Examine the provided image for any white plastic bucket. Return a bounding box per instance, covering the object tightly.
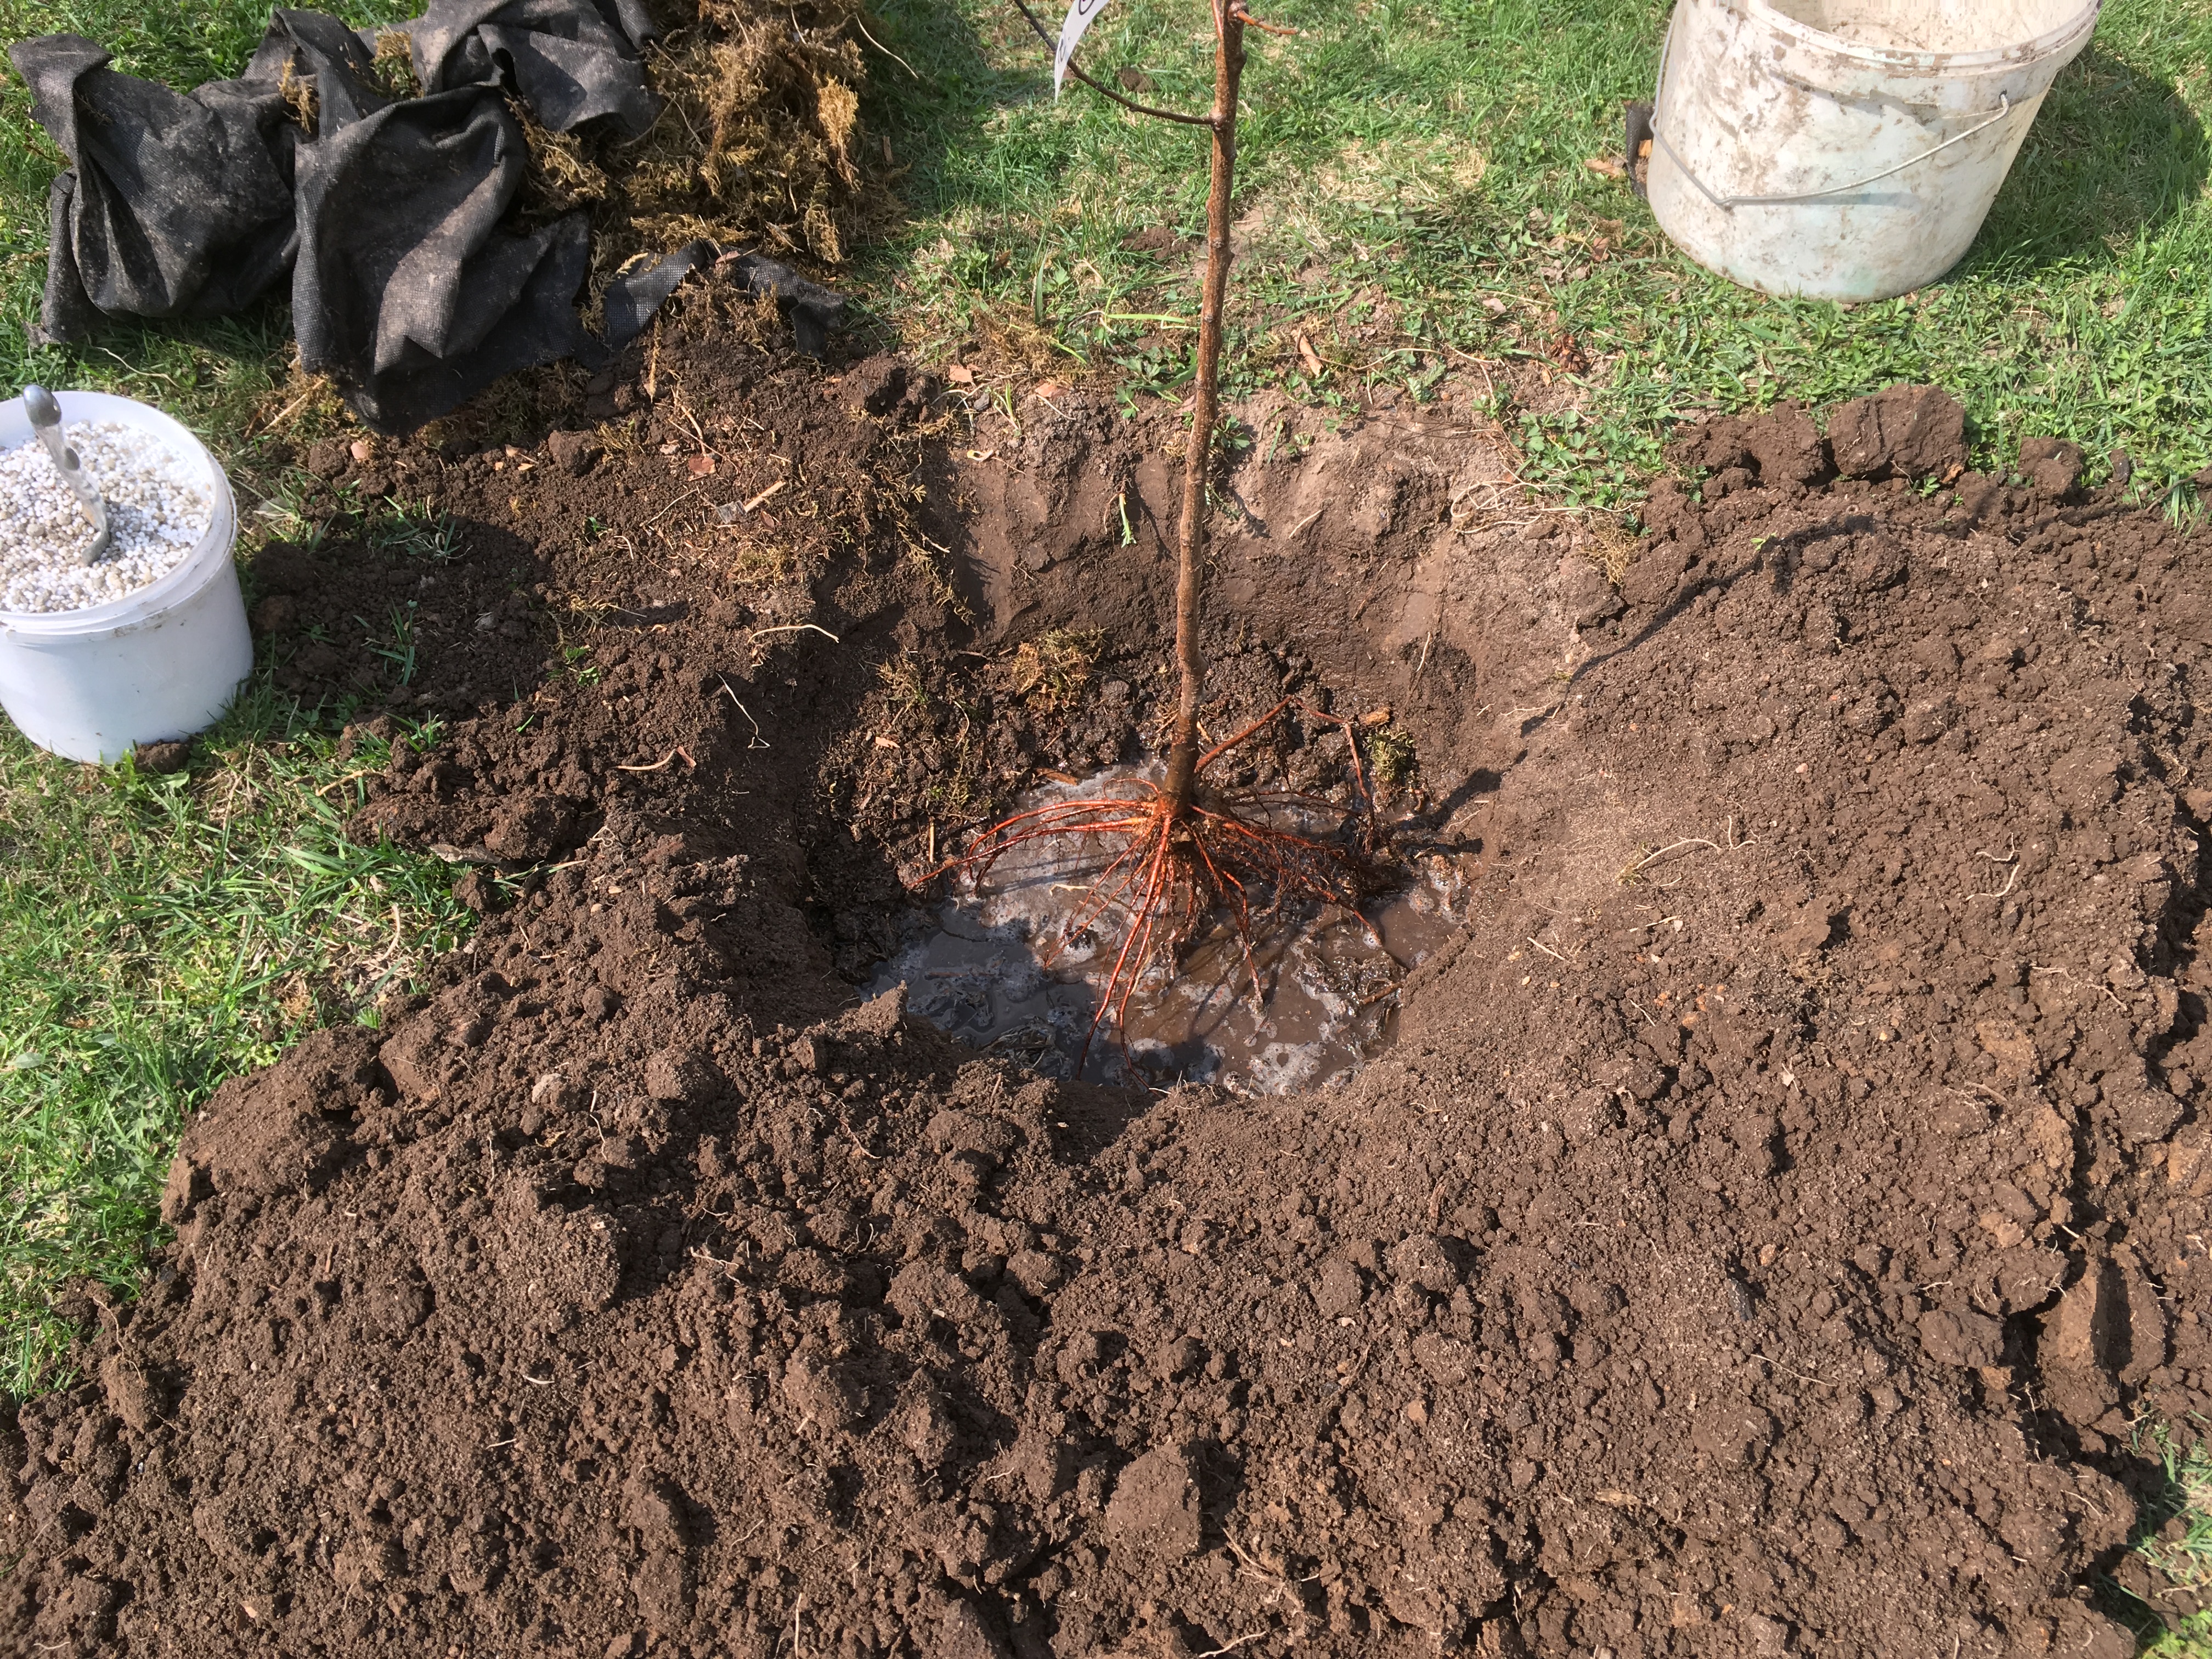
[0,391,249,764]
[1647,0,2101,301]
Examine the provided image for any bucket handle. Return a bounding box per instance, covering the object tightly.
[1652,87,2015,211]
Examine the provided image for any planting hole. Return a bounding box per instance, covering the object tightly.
[870,768,1473,1090]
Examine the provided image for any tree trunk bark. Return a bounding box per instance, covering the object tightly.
[1160,3,1244,820]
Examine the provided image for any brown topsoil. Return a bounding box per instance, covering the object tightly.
[7,284,2210,1659]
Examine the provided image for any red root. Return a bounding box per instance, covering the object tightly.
[915,699,1389,1068]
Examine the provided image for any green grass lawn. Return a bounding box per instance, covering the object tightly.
[3,0,2211,1636]
[0,692,470,1390]
[2114,1423,2212,1656]
[0,0,446,1390]
[859,0,2212,508]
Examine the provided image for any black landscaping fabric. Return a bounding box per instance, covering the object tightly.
[10,1,840,433]
[401,0,661,133]
[670,245,851,361]
[18,34,303,343]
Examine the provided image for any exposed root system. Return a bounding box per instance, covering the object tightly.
[927,699,1388,1061]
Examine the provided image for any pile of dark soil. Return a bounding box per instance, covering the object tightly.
[5,298,2208,1658]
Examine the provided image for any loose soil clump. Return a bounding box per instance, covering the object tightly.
[3,301,2205,1658]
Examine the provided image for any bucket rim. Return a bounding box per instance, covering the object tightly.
[0,391,239,637]
[1738,0,2102,75]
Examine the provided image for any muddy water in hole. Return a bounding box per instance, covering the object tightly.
[869,771,1473,1093]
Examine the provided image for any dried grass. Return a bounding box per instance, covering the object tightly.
[276,57,318,137]
[253,359,349,442]
[511,99,612,225]
[1583,516,1640,586]
[1009,629,1104,710]
[568,0,881,297]
[965,302,1081,382]
[369,29,422,99]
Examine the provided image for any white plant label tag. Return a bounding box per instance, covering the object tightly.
[1053,0,1111,94]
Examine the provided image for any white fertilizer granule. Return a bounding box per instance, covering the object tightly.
[0,421,216,614]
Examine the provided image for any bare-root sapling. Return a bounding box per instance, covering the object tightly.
[919,0,1393,1066]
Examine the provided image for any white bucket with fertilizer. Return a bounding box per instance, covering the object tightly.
[1647,0,2101,302]
[0,390,250,764]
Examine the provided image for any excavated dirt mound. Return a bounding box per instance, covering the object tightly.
[5,296,2208,1658]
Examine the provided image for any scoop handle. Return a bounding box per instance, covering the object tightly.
[22,384,112,565]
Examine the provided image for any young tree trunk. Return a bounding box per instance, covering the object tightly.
[1160,3,1245,820]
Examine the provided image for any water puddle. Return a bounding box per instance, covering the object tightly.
[870,770,1475,1092]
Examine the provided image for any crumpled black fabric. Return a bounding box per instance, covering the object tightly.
[15,35,300,341]
[718,250,850,359]
[291,82,595,431]
[395,0,658,134]
[10,0,843,433]
[600,239,718,346]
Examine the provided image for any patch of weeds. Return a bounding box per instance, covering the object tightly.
[365,496,462,563]
[2145,1602,2212,1652]
[257,466,464,568]
[0,681,469,1392]
[340,716,444,775]
[922,768,979,822]
[1364,724,1418,793]
[2161,480,2208,535]
[1008,628,1103,710]
[912,720,987,822]
[1514,408,1662,511]
[366,602,420,686]
[879,653,933,714]
[562,642,605,687]
[1109,334,1196,405]
[252,467,335,551]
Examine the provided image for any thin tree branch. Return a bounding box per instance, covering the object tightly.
[1231,3,1297,35]
[1007,0,1220,127]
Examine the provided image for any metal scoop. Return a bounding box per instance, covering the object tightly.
[22,385,111,565]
